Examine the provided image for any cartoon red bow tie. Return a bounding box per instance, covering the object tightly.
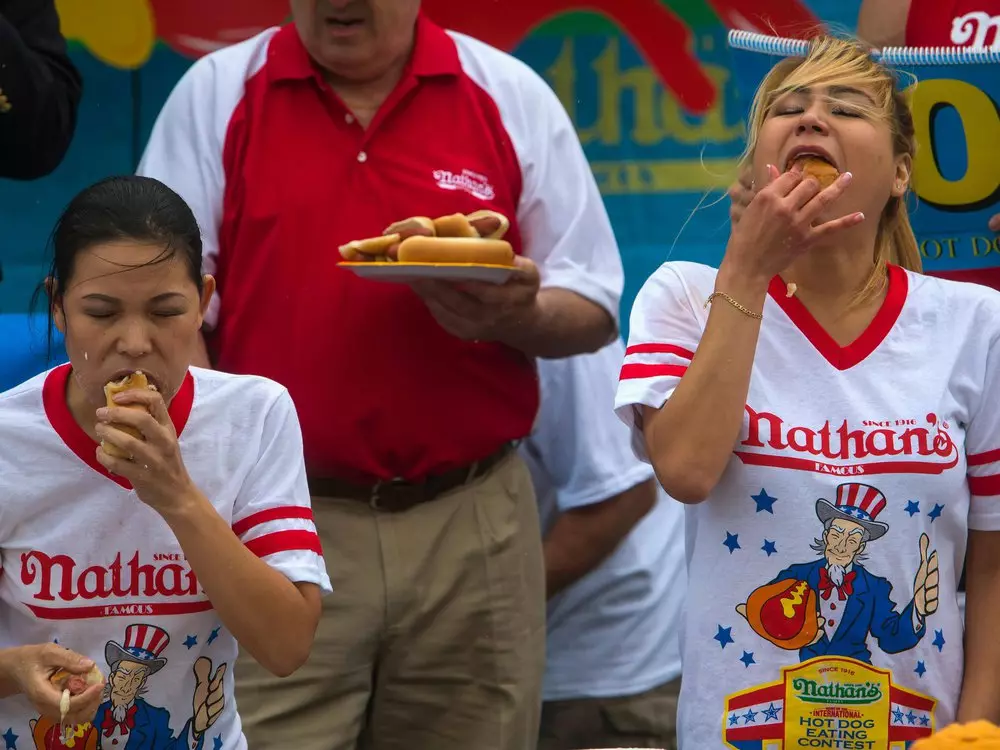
[818,568,856,601]
[100,705,137,736]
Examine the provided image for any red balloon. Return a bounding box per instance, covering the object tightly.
[148,0,289,59]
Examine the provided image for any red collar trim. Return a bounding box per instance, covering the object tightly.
[767,264,908,371]
[267,14,460,84]
[42,364,195,489]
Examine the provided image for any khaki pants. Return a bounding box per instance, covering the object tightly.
[235,452,546,750]
[537,678,681,750]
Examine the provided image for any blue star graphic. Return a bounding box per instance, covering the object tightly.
[932,630,946,652]
[207,627,221,645]
[740,650,756,668]
[906,710,918,724]
[763,703,781,721]
[892,707,905,723]
[905,500,921,517]
[914,661,927,678]
[183,635,198,649]
[723,532,741,554]
[728,713,740,726]
[714,625,734,649]
[928,504,944,522]
[2,728,16,750]
[761,539,778,556]
[743,708,758,724]
[921,715,930,727]
[213,736,223,750]
[751,489,777,513]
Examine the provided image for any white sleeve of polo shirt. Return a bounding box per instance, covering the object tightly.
[230,388,333,593]
[966,329,1000,531]
[136,44,256,330]
[530,340,654,512]
[614,262,706,462]
[449,33,623,323]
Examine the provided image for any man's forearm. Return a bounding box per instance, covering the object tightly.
[500,288,617,359]
[958,530,1000,723]
[543,479,657,598]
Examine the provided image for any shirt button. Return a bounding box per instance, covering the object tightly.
[828,620,835,627]
[830,603,837,610]
[345,113,355,124]
[357,151,368,163]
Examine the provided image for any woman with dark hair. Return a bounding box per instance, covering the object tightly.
[0,175,330,749]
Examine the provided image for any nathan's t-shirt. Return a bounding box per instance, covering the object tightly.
[615,261,1000,748]
[0,365,332,750]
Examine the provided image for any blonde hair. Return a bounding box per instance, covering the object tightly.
[740,36,921,302]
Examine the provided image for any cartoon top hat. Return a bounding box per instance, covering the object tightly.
[815,483,889,541]
[105,624,170,675]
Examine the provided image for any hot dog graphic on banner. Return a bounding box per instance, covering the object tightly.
[726,483,938,749]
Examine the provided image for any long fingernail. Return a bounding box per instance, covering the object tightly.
[841,172,853,183]
[856,212,865,221]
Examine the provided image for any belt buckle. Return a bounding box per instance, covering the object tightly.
[370,477,421,512]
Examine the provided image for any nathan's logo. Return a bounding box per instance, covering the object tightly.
[19,550,210,620]
[735,407,960,476]
[792,678,883,705]
[432,168,496,201]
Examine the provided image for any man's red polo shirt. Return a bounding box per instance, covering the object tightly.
[138,16,623,483]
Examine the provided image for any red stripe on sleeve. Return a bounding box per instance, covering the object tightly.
[625,343,695,360]
[232,506,315,537]
[619,363,688,381]
[968,474,1000,497]
[244,530,324,558]
[968,448,1000,468]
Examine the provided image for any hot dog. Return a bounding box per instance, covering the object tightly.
[338,233,401,262]
[51,664,104,740]
[796,156,840,189]
[397,236,515,266]
[102,372,151,459]
[340,210,514,265]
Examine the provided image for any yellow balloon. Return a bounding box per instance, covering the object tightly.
[55,0,155,69]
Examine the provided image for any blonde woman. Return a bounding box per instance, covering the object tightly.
[616,36,1000,744]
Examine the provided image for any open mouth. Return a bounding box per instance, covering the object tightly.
[784,147,838,173]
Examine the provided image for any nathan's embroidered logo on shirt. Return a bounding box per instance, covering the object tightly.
[951,12,1000,49]
[432,168,496,200]
[736,407,959,476]
[19,550,210,619]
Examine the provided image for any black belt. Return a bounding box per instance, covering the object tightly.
[307,442,516,512]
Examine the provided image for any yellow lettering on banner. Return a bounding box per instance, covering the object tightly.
[971,236,1000,256]
[592,158,739,194]
[545,38,744,151]
[910,79,1000,208]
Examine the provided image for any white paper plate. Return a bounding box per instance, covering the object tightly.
[339,261,514,285]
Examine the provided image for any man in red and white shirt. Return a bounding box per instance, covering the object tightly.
[136,2,623,748]
[857,0,1000,291]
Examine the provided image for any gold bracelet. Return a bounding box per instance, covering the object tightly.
[704,291,763,320]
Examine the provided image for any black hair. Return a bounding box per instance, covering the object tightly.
[31,175,204,358]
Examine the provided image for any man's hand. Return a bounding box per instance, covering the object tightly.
[913,533,939,619]
[410,255,541,344]
[191,657,225,737]
[989,213,1000,234]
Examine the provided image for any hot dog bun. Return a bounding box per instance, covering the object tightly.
[397,236,515,266]
[796,156,840,189]
[102,372,150,459]
[432,213,479,238]
[339,233,401,261]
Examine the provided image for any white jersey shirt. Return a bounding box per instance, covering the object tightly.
[615,261,1000,749]
[521,340,685,701]
[0,365,332,750]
